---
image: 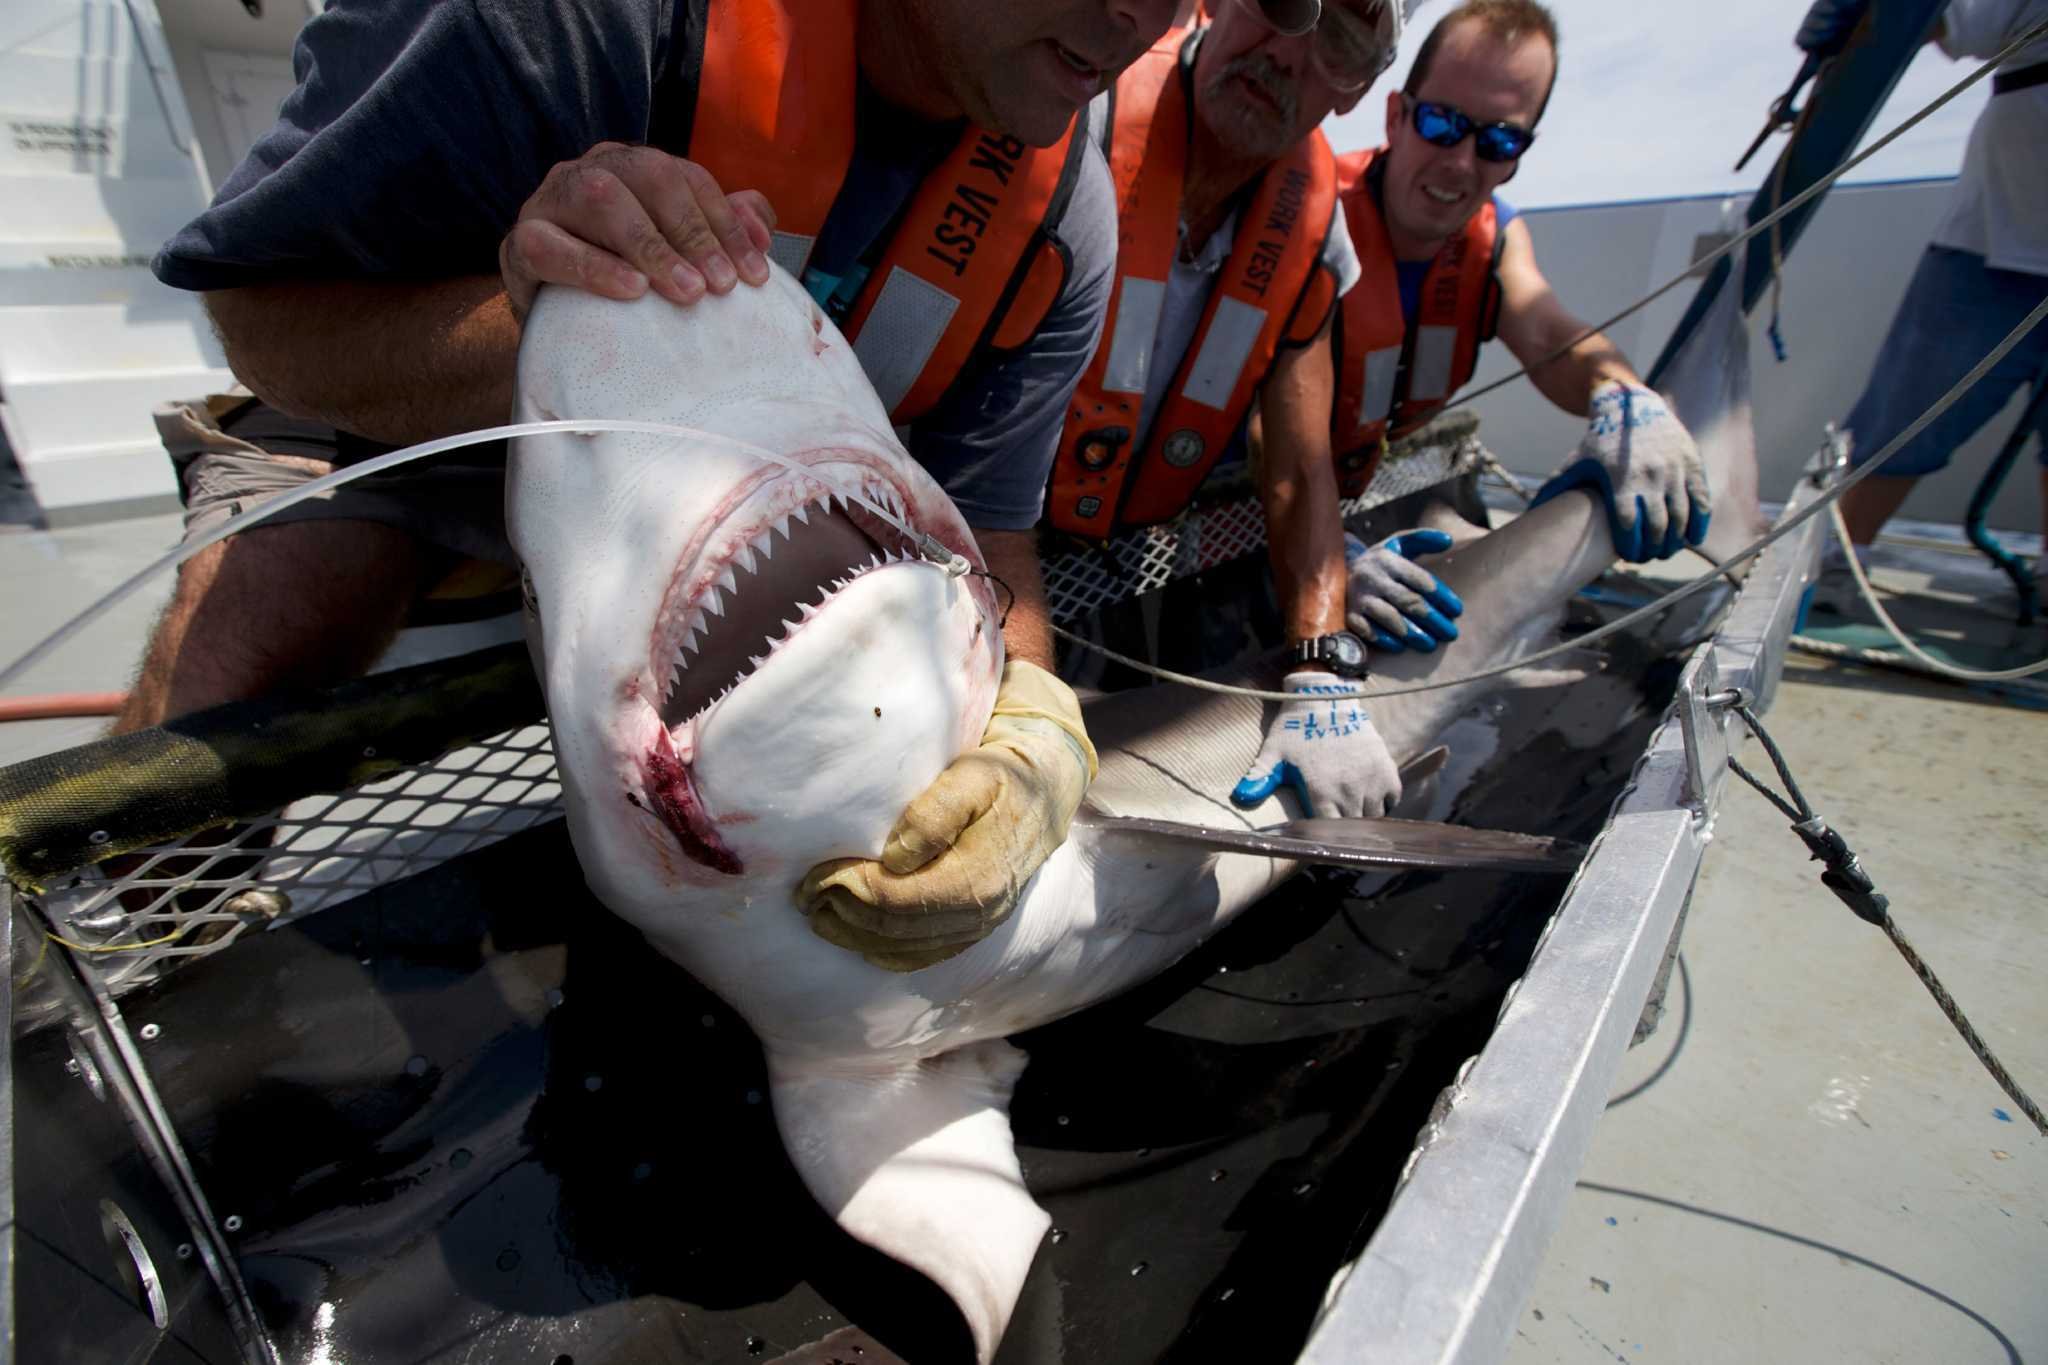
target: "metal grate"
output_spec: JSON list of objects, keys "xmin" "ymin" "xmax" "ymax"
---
[
  {"xmin": 18, "ymin": 423, "xmax": 1481, "ymax": 985},
  {"xmin": 1041, "ymin": 421, "xmax": 1483, "ymax": 623},
  {"xmin": 25, "ymin": 725, "xmax": 562, "ymax": 996}
]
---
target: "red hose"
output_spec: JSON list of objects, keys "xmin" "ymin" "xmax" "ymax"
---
[{"xmin": 0, "ymin": 692, "xmax": 128, "ymax": 723}]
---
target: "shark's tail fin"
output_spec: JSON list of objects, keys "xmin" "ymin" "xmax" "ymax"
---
[{"xmin": 770, "ymin": 1039, "xmax": 1048, "ymax": 1363}]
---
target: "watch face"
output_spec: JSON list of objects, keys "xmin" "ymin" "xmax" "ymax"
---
[{"xmin": 1323, "ymin": 631, "xmax": 1367, "ymax": 676}]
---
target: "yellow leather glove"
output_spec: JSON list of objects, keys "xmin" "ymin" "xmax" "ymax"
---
[{"xmin": 799, "ymin": 660, "xmax": 1097, "ymax": 972}]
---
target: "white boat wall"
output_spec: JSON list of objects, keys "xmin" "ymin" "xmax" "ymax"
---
[{"xmin": 0, "ymin": 0, "xmax": 300, "ymax": 526}]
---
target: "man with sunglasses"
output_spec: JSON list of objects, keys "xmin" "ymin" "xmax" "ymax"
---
[
  {"xmin": 1041, "ymin": 0, "xmax": 1412, "ymax": 820},
  {"xmin": 1330, "ymin": 0, "xmax": 1712, "ymax": 659}
]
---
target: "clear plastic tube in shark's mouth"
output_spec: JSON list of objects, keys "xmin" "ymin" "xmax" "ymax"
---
[{"xmin": 0, "ymin": 418, "xmax": 973, "ymax": 695}]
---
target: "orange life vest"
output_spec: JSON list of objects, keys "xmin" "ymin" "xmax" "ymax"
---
[
  {"xmin": 1046, "ymin": 28, "xmax": 1340, "ymax": 538},
  {"xmin": 677, "ymin": 0, "xmax": 1084, "ymax": 424},
  {"xmin": 1330, "ymin": 147, "xmax": 1504, "ymax": 497}
]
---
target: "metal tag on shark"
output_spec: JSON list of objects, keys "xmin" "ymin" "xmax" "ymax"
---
[{"xmin": 1076, "ymin": 813, "xmax": 1584, "ymax": 874}]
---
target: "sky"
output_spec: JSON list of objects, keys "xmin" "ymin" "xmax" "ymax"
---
[{"xmin": 1321, "ymin": 0, "xmax": 1986, "ymax": 210}]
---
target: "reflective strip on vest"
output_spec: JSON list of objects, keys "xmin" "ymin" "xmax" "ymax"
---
[
  {"xmin": 1102, "ymin": 277, "xmax": 1167, "ymax": 395},
  {"xmin": 851, "ymin": 267, "xmax": 961, "ymax": 414},
  {"xmin": 1182, "ymin": 297, "xmax": 1268, "ymax": 412},
  {"xmin": 1360, "ymin": 344, "xmax": 1400, "ymax": 430},
  {"xmin": 1410, "ymin": 324, "xmax": 1459, "ymax": 403},
  {"xmin": 769, "ymin": 231, "xmax": 815, "ymax": 277}
]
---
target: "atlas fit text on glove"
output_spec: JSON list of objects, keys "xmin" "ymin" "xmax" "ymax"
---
[{"xmin": 1231, "ymin": 669, "xmax": 1401, "ymax": 819}]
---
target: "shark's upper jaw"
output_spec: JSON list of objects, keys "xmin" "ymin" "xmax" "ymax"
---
[
  {"xmin": 653, "ymin": 461, "xmax": 918, "ymax": 729},
  {"xmin": 635, "ymin": 450, "xmax": 976, "ymax": 876}
]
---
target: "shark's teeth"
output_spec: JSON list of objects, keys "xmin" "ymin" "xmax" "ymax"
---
[
  {"xmin": 703, "ymin": 588, "xmax": 725, "ymax": 618},
  {"xmin": 792, "ymin": 501, "xmax": 812, "ymax": 525},
  {"xmin": 751, "ymin": 528, "xmax": 775, "ymax": 559},
  {"xmin": 732, "ymin": 545, "xmax": 756, "ymax": 576},
  {"xmin": 798, "ymin": 601, "xmax": 818, "ymax": 619},
  {"xmin": 717, "ymin": 564, "xmax": 739, "ymax": 593},
  {"xmin": 772, "ymin": 513, "xmax": 792, "ymax": 540},
  {"xmin": 748, "ymin": 654, "xmax": 766, "ymax": 669},
  {"xmin": 684, "ymin": 610, "xmax": 705, "ymax": 643}
]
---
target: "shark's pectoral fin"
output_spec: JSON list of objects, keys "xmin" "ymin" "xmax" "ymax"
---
[{"xmin": 771, "ymin": 1039, "xmax": 1049, "ymax": 1363}]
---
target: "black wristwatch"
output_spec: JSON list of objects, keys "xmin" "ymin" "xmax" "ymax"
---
[{"xmin": 1293, "ymin": 630, "xmax": 1370, "ymax": 679}]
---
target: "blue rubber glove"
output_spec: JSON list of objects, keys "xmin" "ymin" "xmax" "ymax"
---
[
  {"xmin": 1532, "ymin": 381, "xmax": 1712, "ymax": 563},
  {"xmin": 1231, "ymin": 671, "xmax": 1400, "ymax": 818},
  {"xmin": 1343, "ymin": 529, "xmax": 1465, "ymax": 653}
]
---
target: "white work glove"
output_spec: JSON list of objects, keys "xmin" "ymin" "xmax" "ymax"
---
[
  {"xmin": 1344, "ymin": 529, "xmax": 1464, "ymax": 653},
  {"xmin": 1531, "ymin": 380, "xmax": 1711, "ymax": 563},
  {"xmin": 1230, "ymin": 670, "xmax": 1401, "ymax": 818},
  {"xmin": 799, "ymin": 660, "xmax": 1097, "ymax": 973}
]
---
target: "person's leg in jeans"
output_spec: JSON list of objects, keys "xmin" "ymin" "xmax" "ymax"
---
[{"xmin": 1837, "ymin": 246, "xmax": 2048, "ymax": 546}]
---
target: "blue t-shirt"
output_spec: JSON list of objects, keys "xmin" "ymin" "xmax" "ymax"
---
[
  {"xmin": 1393, "ymin": 196, "xmax": 1516, "ymax": 324},
  {"xmin": 152, "ymin": 0, "xmax": 1113, "ymax": 531}
]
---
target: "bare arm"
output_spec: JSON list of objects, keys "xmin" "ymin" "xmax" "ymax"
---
[
  {"xmin": 1256, "ymin": 326, "xmax": 1348, "ymax": 644},
  {"xmin": 977, "ymin": 528, "xmax": 1055, "ymax": 670},
  {"xmin": 1491, "ymin": 217, "xmax": 1640, "ymax": 417},
  {"xmin": 206, "ymin": 276, "xmax": 519, "ymax": 444}
]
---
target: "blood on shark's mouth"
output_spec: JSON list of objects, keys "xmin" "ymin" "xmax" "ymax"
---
[{"xmin": 655, "ymin": 478, "xmax": 919, "ymax": 729}]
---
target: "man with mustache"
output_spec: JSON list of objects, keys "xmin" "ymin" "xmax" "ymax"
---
[
  {"xmin": 1045, "ymin": 0, "xmax": 1410, "ymax": 820},
  {"xmin": 130, "ymin": 0, "xmax": 1179, "ymax": 969},
  {"xmin": 1329, "ymin": 0, "xmax": 1711, "ymax": 661}
]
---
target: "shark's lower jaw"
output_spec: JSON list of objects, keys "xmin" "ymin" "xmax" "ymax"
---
[{"xmin": 637, "ymin": 457, "xmax": 948, "ymax": 875}]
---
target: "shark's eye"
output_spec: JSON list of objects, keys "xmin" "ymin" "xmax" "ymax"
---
[{"xmin": 520, "ymin": 566, "xmax": 539, "ymax": 617}]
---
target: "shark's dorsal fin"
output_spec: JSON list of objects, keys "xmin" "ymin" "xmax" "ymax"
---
[{"xmin": 770, "ymin": 1038, "xmax": 1049, "ymax": 1363}]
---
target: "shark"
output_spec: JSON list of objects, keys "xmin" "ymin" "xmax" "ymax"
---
[{"xmin": 505, "ymin": 264, "xmax": 1755, "ymax": 1361}]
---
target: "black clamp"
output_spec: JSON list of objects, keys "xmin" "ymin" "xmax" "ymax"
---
[{"xmin": 1791, "ymin": 815, "xmax": 1891, "ymax": 926}]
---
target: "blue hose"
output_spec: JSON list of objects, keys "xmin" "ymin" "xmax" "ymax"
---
[{"xmin": 1964, "ymin": 377, "xmax": 2046, "ymax": 626}]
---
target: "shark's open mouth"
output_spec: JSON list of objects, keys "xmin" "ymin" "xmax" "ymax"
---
[{"xmin": 637, "ymin": 455, "xmax": 936, "ymax": 874}]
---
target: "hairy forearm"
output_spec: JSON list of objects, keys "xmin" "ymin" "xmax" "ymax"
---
[
  {"xmin": 1262, "ymin": 467, "xmax": 1346, "ymax": 643},
  {"xmin": 204, "ymin": 275, "xmax": 520, "ymax": 444},
  {"xmin": 978, "ymin": 528, "xmax": 1054, "ymax": 670},
  {"xmin": 1257, "ymin": 337, "xmax": 1346, "ymax": 644}
]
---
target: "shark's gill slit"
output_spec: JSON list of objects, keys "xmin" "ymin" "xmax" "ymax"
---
[{"xmin": 657, "ymin": 481, "xmax": 917, "ymax": 729}]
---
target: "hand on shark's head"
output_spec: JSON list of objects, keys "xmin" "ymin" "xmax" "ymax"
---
[{"xmin": 508, "ymin": 273, "xmax": 1005, "ymax": 910}]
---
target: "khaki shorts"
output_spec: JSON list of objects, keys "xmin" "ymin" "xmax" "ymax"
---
[{"xmin": 158, "ymin": 393, "xmax": 516, "ymax": 570}]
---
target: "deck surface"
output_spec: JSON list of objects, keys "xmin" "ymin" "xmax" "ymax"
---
[{"xmin": 1508, "ymin": 539, "xmax": 2048, "ymax": 1365}]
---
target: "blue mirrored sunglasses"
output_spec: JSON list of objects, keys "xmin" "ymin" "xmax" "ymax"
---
[{"xmin": 1407, "ymin": 97, "xmax": 1536, "ymax": 163}]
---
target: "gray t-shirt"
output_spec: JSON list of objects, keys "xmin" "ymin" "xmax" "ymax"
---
[{"xmin": 152, "ymin": 0, "xmax": 1114, "ymax": 530}]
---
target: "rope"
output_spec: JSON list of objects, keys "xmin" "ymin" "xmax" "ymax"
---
[
  {"xmin": 1053, "ymin": 293, "xmax": 2048, "ymax": 702},
  {"xmin": 1446, "ymin": 15, "xmax": 2048, "ymax": 413},
  {"xmin": 1787, "ymin": 634, "xmax": 2048, "ymax": 700},
  {"xmin": 1723, "ymin": 700, "xmax": 2047, "ymax": 1137},
  {"xmin": 1825, "ymin": 501, "xmax": 2048, "ymax": 681}
]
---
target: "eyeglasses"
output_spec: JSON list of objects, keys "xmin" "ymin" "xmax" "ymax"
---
[
  {"xmin": 1231, "ymin": 0, "xmax": 1398, "ymax": 94},
  {"xmin": 1403, "ymin": 95, "xmax": 1537, "ymax": 162}
]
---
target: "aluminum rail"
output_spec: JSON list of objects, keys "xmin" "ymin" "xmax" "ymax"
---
[{"xmin": 1298, "ymin": 473, "xmax": 1831, "ymax": 1364}]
